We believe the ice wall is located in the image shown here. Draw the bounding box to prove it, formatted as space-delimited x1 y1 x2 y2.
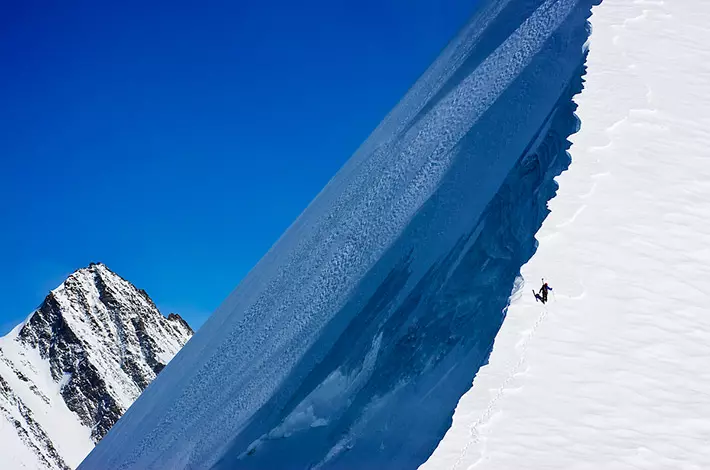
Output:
80 1 599 469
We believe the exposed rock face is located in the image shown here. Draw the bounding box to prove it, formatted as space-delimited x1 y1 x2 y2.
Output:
0 263 193 469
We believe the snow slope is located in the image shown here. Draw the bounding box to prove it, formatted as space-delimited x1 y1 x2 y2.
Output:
422 0 710 468
0 264 192 469
80 1 599 469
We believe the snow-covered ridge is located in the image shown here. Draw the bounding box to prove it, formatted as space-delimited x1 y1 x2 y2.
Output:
0 263 193 469
424 0 710 468
80 1 599 469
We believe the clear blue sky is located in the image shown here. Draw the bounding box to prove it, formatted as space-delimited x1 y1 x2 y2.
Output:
0 0 479 335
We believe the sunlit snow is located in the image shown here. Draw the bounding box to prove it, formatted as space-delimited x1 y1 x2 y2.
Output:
423 0 710 468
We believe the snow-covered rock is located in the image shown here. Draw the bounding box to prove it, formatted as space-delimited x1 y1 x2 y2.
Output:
0 263 192 469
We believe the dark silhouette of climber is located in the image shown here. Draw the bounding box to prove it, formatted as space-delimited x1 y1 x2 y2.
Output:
533 279 552 304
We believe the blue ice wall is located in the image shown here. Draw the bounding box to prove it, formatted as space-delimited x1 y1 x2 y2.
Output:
80 1 598 469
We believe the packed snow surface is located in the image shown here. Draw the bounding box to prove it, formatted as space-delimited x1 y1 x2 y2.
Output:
80 0 598 468
423 0 710 468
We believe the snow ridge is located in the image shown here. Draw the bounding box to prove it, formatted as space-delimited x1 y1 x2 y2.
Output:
424 0 710 468
80 1 598 469
0 263 192 469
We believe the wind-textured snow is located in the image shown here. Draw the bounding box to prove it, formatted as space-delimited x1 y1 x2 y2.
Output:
0 264 192 469
423 0 710 468
80 1 598 469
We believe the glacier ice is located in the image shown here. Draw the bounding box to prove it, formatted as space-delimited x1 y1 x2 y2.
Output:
80 0 598 468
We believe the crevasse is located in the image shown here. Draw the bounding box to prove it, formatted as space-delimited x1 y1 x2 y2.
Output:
80 0 599 469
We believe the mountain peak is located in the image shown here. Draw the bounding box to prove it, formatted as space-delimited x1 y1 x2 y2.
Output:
43 263 171 325
0 266 193 469
167 313 194 335
60 262 121 287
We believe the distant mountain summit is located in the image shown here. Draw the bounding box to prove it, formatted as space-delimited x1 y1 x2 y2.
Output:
0 263 192 469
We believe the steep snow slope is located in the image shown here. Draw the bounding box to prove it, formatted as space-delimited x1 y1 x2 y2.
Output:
422 0 710 468
0 263 192 469
80 1 599 469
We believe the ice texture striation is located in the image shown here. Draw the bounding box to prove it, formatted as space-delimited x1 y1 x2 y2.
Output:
80 0 598 468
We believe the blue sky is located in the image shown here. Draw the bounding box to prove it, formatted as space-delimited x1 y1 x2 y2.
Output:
0 0 479 334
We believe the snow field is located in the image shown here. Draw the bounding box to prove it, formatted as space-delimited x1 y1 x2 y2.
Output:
422 0 710 468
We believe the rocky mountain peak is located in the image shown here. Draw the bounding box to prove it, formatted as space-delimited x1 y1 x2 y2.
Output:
0 264 193 469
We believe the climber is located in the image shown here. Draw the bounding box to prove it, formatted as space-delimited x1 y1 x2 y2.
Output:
533 279 552 304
